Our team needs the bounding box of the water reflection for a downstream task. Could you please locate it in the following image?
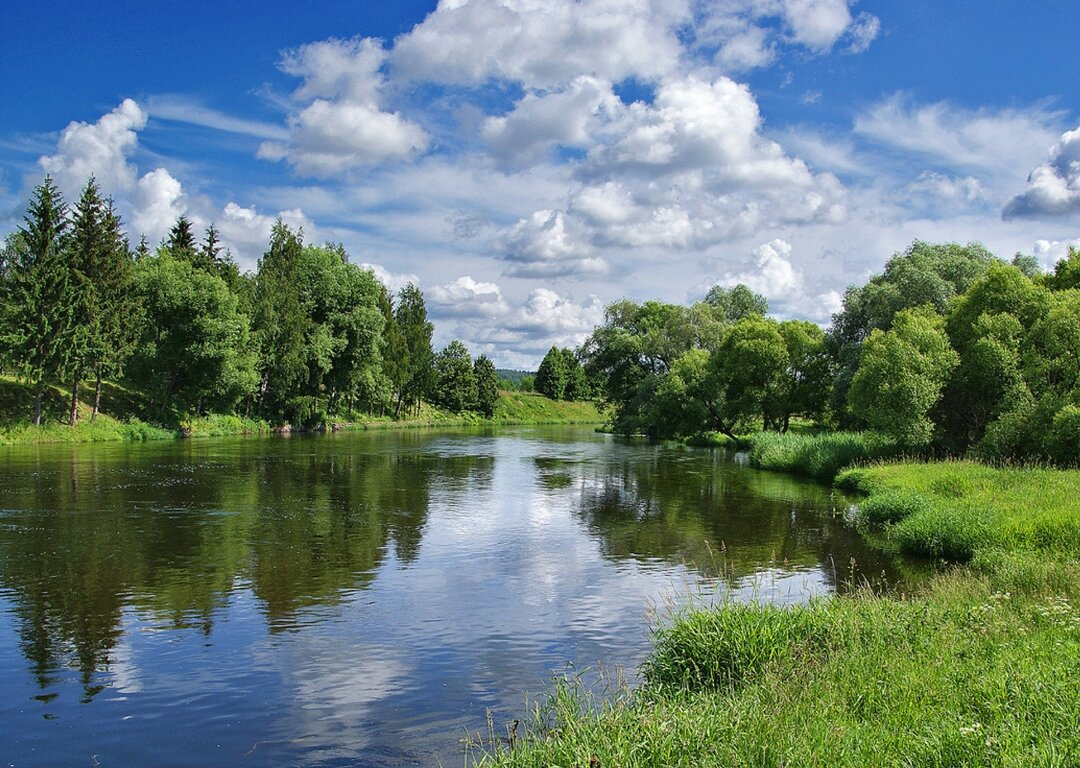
[0,428,914,766]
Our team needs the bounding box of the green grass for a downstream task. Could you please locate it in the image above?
[475,459,1080,768]
[838,461,1080,560]
[748,429,903,481]
[0,375,604,445]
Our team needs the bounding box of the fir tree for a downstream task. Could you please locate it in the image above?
[1,177,72,425]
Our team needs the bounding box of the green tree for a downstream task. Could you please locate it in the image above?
[394,284,434,417]
[829,241,995,422]
[536,346,568,400]
[431,340,476,413]
[129,254,258,415]
[776,320,831,430]
[253,222,309,421]
[474,354,499,417]
[703,283,769,322]
[164,215,198,263]
[848,306,959,447]
[562,349,589,400]
[711,315,790,433]
[1,177,72,425]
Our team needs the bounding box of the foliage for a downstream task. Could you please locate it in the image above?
[128,254,258,416]
[535,346,567,400]
[473,355,499,417]
[431,340,477,413]
[848,307,959,447]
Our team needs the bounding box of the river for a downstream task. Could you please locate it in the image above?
[0,426,907,767]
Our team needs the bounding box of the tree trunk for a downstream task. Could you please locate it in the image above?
[91,370,103,423]
[69,373,80,427]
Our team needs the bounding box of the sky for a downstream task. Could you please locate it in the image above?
[2,0,1079,368]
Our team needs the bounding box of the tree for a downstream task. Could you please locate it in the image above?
[394,284,434,417]
[252,222,309,421]
[703,283,768,322]
[535,346,568,400]
[431,340,476,413]
[1,177,72,425]
[164,216,198,263]
[128,254,257,415]
[710,315,790,433]
[562,349,589,401]
[776,320,831,431]
[828,241,995,422]
[848,306,959,447]
[474,355,499,417]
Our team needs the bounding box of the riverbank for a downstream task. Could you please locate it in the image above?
[0,376,604,445]
[476,450,1080,766]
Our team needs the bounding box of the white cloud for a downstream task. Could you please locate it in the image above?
[846,12,880,53]
[361,262,422,295]
[38,98,148,199]
[497,209,610,277]
[214,202,316,269]
[908,171,987,204]
[1003,127,1080,219]
[259,38,429,176]
[715,26,776,71]
[855,95,1063,181]
[391,0,688,90]
[781,0,853,51]
[145,95,289,140]
[428,275,511,317]
[1033,238,1080,269]
[482,76,621,170]
[131,168,187,245]
[517,288,604,333]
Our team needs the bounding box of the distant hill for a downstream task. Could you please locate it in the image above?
[496,369,534,386]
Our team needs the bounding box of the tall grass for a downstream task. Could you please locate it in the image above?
[478,565,1080,767]
[749,430,902,481]
[839,461,1080,560]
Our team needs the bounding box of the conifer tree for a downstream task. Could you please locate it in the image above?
[1,177,72,425]
[474,354,499,417]
[394,284,433,417]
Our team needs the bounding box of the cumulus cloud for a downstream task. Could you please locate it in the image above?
[497,209,610,278]
[38,98,148,199]
[131,167,187,244]
[214,202,316,268]
[391,0,687,90]
[428,275,511,317]
[711,238,842,322]
[781,0,853,51]
[482,76,621,170]
[1032,238,1080,268]
[361,262,421,295]
[1003,127,1080,219]
[259,38,429,176]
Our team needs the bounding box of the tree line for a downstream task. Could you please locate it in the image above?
[580,242,1080,465]
[0,176,508,427]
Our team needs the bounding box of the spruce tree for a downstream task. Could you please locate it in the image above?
[2,177,72,425]
[394,284,434,417]
[535,346,568,400]
[474,354,499,417]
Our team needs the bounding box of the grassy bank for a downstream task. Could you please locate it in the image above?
[748,429,904,481]
[0,377,603,445]
[476,458,1080,767]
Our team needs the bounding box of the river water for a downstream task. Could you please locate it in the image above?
[0,426,906,767]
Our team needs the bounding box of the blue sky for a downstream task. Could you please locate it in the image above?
[2,0,1079,367]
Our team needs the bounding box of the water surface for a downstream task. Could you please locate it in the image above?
[0,427,906,766]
